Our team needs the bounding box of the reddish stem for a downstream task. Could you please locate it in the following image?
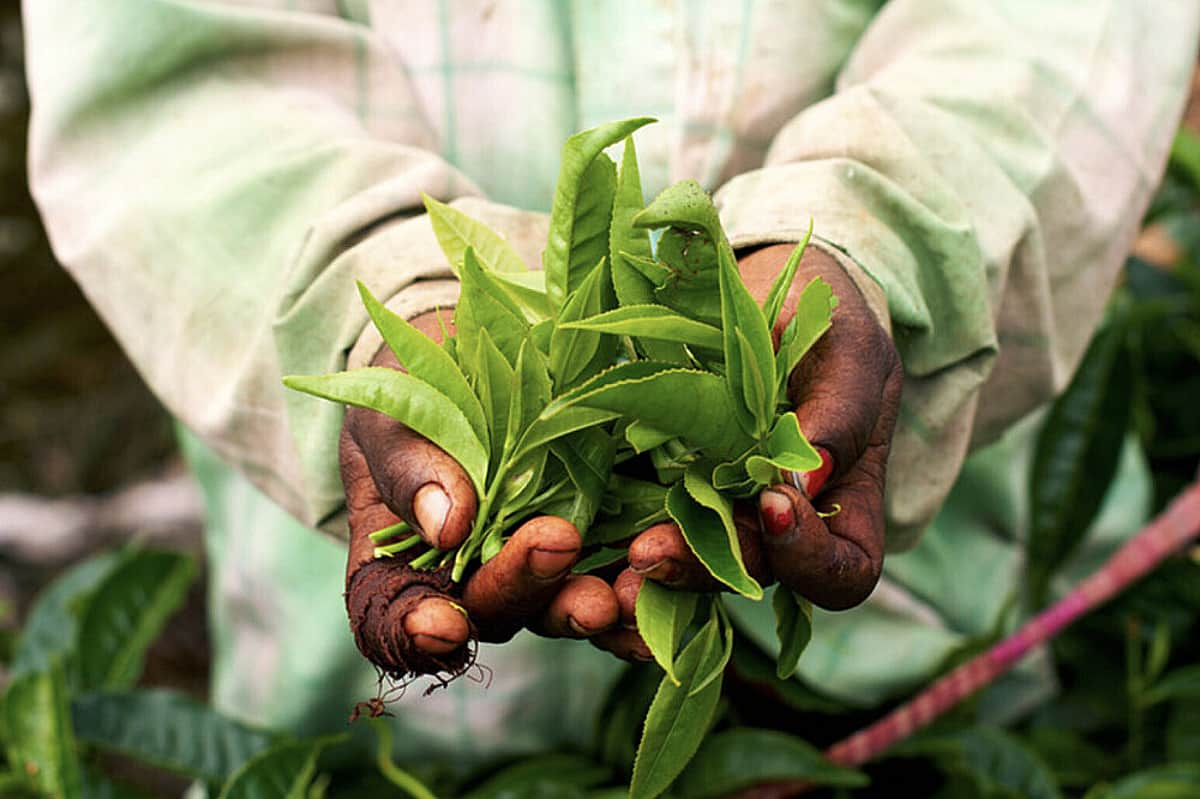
[771,480,1200,796]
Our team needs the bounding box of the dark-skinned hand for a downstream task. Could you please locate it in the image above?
[592,243,902,661]
[340,242,901,669]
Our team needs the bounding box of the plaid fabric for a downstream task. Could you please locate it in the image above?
[23,0,1198,762]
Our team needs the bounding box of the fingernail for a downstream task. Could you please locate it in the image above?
[761,489,795,537]
[566,615,590,637]
[413,483,451,549]
[403,598,468,655]
[529,546,576,580]
[630,558,678,584]
[797,446,834,499]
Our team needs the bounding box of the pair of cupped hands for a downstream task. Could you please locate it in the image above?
[340,244,902,667]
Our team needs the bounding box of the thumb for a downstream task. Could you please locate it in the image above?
[345,404,477,550]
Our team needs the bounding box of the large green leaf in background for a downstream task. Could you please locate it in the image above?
[3,661,82,799]
[673,729,867,798]
[10,551,123,683]
[73,689,277,785]
[895,727,1062,799]
[1027,314,1133,607]
[217,738,339,799]
[1083,764,1200,799]
[77,550,195,691]
[462,753,612,799]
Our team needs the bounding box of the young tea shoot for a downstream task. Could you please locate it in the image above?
[284,117,837,798]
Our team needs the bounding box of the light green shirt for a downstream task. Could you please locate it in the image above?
[23,0,1199,765]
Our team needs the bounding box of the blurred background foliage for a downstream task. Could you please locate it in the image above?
[1,3,1199,797]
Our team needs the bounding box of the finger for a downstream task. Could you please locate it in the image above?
[759,467,885,611]
[627,507,770,591]
[785,263,897,484]
[535,575,620,638]
[591,627,653,662]
[403,596,471,654]
[345,406,477,550]
[460,516,581,643]
[626,523,720,590]
[613,567,643,628]
[340,426,406,570]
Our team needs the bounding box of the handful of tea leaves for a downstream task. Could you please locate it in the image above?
[285,118,837,798]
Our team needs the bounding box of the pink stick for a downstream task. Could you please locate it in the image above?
[822,481,1200,770]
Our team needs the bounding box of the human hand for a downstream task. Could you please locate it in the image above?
[340,310,620,679]
[593,243,902,660]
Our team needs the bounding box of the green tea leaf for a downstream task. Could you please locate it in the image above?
[494,270,552,321]
[550,427,617,533]
[630,615,725,799]
[667,469,762,599]
[623,252,673,289]
[11,551,123,683]
[217,737,338,799]
[633,179,724,248]
[495,449,549,524]
[719,244,776,436]
[689,602,734,696]
[474,327,515,469]
[515,406,622,461]
[510,339,554,449]
[358,281,488,451]
[462,753,612,799]
[572,546,629,574]
[597,664,664,773]
[550,256,618,390]
[423,193,529,275]
[765,412,822,470]
[545,118,653,308]
[674,728,867,799]
[457,247,530,366]
[772,588,813,679]
[284,368,488,493]
[775,277,836,394]
[635,582,700,685]
[760,222,813,329]
[73,689,276,784]
[712,456,754,493]
[77,550,196,691]
[728,642,846,713]
[1143,665,1200,706]
[3,661,82,799]
[624,420,675,454]
[746,412,822,485]
[896,727,1061,799]
[610,137,654,306]
[654,230,722,326]
[560,366,754,458]
[560,305,723,351]
[1085,764,1200,799]
[588,476,670,545]
[735,328,769,434]
[1027,317,1133,608]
